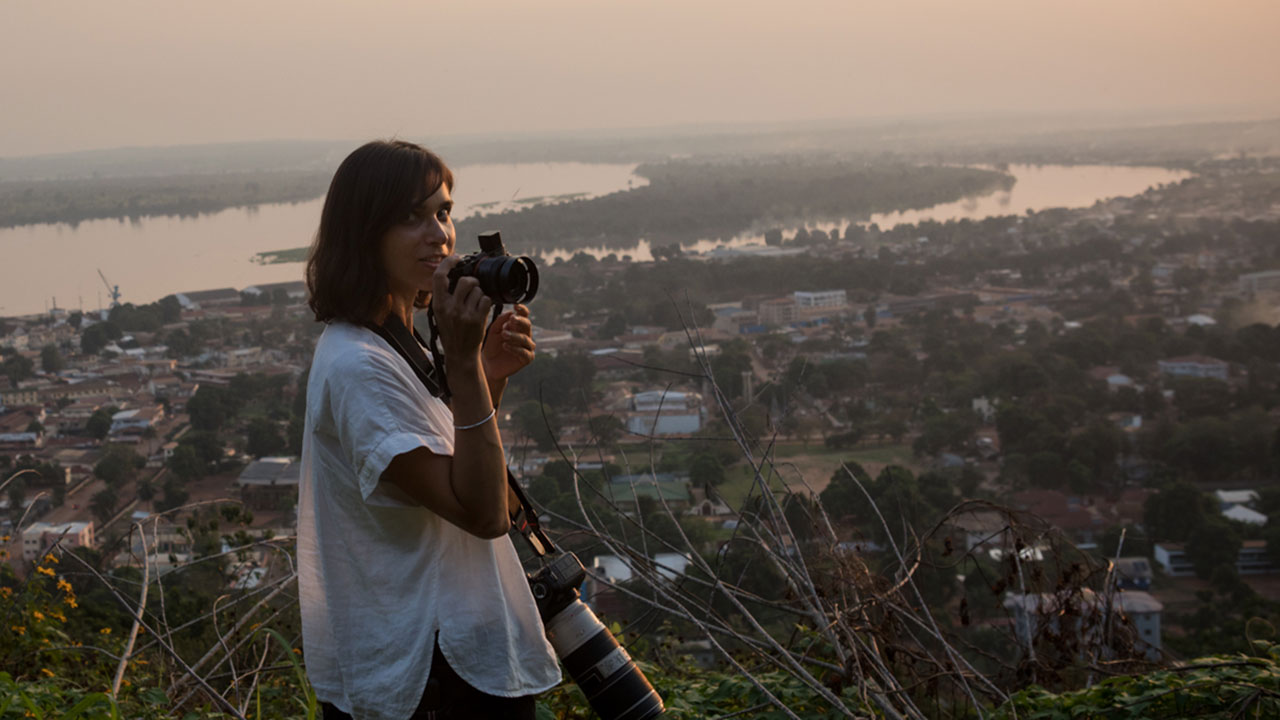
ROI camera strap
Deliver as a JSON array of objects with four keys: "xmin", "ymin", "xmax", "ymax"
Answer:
[{"xmin": 366, "ymin": 314, "xmax": 558, "ymax": 559}]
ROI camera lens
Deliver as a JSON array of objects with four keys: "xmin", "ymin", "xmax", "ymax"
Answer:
[
  {"xmin": 545, "ymin": 601, "xmax": 664, "ymax": 720},
  {"xmin": 476, "ymin": 255, "xmax": 539, "ymax": 304}
]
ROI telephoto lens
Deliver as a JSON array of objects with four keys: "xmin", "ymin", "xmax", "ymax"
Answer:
[{"xmin": 530, "ymin": 553, "xmax": 664, "ymax": 720}]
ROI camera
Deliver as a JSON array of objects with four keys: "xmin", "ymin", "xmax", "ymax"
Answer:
[
  {"xmin": 529, "ymin": 552, "xmax": 664, "ymax": 720},
  {"xmin": 447, "ymin": 230, "xmax": 539, "ymax": 304}
]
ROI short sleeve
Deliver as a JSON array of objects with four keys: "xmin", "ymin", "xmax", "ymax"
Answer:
[{"xmin": 326, "ymin": 340, "xmax": 454, "ymax": 500}]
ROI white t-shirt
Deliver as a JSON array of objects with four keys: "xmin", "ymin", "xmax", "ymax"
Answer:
[{"xmin": 298, "ymin": 321, "xmax": 561, "ymax": 720}]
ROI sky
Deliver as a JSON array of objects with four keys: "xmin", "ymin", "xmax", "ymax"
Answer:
[{"xmin": 2, "ymin": 0, "xmax": 1279, "ymax": 157}]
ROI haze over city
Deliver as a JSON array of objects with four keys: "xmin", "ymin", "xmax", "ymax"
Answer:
[
  {"xmin": 6, "ymin": 1, "xmax": 1280, "ymax": 718},
  {"xmin": 3, "ymin": 0, "xmax": 1279, "ymax": 157}
]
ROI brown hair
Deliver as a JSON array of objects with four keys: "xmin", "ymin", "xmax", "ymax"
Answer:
[{"xmin": 306, "ymin": 140, "xmax": 454, "ymax": 324}]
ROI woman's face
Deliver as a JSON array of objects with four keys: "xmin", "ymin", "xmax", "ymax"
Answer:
[{"xmin": 380, "ymin": 180, "xmax": 456, "ymax": 300}]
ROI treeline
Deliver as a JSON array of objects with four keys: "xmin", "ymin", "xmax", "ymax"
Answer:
[
  {"xmin": 0, "ymin": 170, "xmax": 331, "ymax": 228},
  {"xmin": 456, "ymin": 160, "xmax": 1013, "ymax": 252}
]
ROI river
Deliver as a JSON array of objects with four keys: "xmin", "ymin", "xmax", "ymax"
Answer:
[{"xmin": 0, "ymin": 163, "xmax": 1188, "ymax": 317}]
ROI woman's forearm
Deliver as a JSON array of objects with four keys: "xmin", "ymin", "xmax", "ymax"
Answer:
[{"xmin": 447, "ymin": 359, "xmax": 510, "ymax": 538}]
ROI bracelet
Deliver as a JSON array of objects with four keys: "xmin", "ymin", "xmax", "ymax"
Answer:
[{"xmin": 454, "ymin": 407, "xmax": 496, "ymax": 431}]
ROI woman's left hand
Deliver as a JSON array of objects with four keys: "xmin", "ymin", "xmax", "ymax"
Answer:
[{"xmin": 481, "ymin": 304, "xmax": 536, "ymax": 382}]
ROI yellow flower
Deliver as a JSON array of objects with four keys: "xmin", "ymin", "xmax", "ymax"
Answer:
[
  {"xmin": 292, "ymin": 648, "xmax": 302, "ymax": 655},
  {"xmin": 43, "ymin": 553, "xmax": 58, "ymax": 564},
  {"xmin": 99, "ymin": 627, "xmax": 112, "ymax": 635},
  {"xmin": 31, "ymin": 611, "xmax": 44, "ymax": 622},
  {"xmin": 40, "ymin": 668, "xmax": 54, "ymax": 678},
  {"xmin": 1, "ymin": 535, "xmax": 10, "ymax": 542},
  {"xmin": 57, "ymin": 579, "xmax": 72, "ymax": 593},
  {"xmin": 0, "ymin": 587, "xmax": 11, "ymax": 598},
  {"xmin": 36, "ymin": 566, "xmax": 55, "ymax": 577},
  {"xmin": 10, "ymin": 625, "xmax": 24, "ymax": 635},
  {"xmin": 65, "ymin": 597, "xmax": 78, "ymax": 609},
  {"xmin": 122, "ymin": 679, "xmax": 131, "ymax": 687}
]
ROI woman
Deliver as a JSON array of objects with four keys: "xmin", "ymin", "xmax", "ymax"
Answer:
[{"xmin": 298, "ymin": 140, "xmax": 560, "ymax": 720}]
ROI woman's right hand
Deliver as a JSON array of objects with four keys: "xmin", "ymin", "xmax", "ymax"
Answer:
[{"xmin": 431, "ymin": 255, "xmax": 494, "ymax": 367}]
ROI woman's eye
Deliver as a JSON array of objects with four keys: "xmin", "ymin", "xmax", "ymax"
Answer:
[{"xmin": 436, "ymin": 208, "xmax": 451, "ymax": 222}]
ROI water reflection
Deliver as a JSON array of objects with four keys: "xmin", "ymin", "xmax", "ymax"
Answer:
[
  {"xmin": 1, "ymin": 163, "xmax": 1189, "ymax": 315},
  {"xmin": 0, "ymin": 162, "xmax": 644, "ymax": 316},
  {"xmin": 537, "ymin": 164, "xmax": 1190, "ymax": 264}
]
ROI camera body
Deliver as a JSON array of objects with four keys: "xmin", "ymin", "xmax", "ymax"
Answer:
[
  {"xmin": 447, "ymin": 231, "xmax": 539, "ymax": 304},
  {"xmin": 529, "ymin": 553, "xmax": 664, "ymax": 720}
]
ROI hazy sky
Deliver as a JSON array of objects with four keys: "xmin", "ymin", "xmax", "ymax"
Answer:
[{"xmin": 3, "ymin": 0, "xmax": 1278, "ymax": 157}]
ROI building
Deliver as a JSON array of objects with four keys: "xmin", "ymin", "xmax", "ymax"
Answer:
[
  {"xmin": 1238, "ymin": 269, "xmax": 1280, "ymax": 295},
  {"xmin": 1157, "ymin": 355, "xmax": 1229, "ymax": 381},
  {"xmin": 21, "ymin": 521, "xmax": 95, "ymax": 562},
  {"xmin": 626, "ymin": 390, "xmax": 704, "ymax": 436},
  {"xmin": 175, "ymin": 288, "xmax": 241, "ymax": 310},
  {"xmin": 109, "ymin": 405, "xmax": 165, "ymax": 437},
  {"xmin": 1154, "ymin": 540, "xmax": 1277, "ymax": 576},
  {"xmin": 601, "ymin": 473, "xmax": 693, "ymax": 514},
  {"xmin": 585, "ymin": 552, "xmax": 691, "ymax": 618},
  {"xmin": 1113, "ymin": 557, "xmax": 1154, "ymax": 591},
  {"xmin": 1004, "ymin": 589, "xmax": 1162, "ymax": 657},
  {"xmin": 793, "ymin": 290, "xmax": 847, "ymax": 309},
  {"xmin": 237, "ymin": 457, "xmax": 300, "ymax": 512},
  {"xmin": 241, "ymin": 280, "xmax": 308, "ymax": 302}
]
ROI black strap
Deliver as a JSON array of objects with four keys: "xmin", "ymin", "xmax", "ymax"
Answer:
[
  {"xmin": 365, "ymin": 315, "xmax": 556, "ymax": 558},
  {"xmin": 365, "ymin": 315, "xmax": 443, "ymax": 398}
]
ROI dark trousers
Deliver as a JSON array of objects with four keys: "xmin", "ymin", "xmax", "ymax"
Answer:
[{"xmin": 321, "ymin": 643, "xmax": 537, "ymax": 720}]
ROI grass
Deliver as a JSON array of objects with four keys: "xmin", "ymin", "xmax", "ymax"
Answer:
[{"xmin": 714, "ymin": 442, "xmax": 916, "ymax": 510}]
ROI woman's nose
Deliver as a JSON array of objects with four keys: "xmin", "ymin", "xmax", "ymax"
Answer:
[{"xmin": 425, "ymin": 220, "xmax": 450, "ymax": 244}]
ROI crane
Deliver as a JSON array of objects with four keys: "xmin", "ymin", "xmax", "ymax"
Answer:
[{"xmin": 97, "ymin": 269, "xmax": 121, "ymax": 309}]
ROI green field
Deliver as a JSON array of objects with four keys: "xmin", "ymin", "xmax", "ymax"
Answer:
[{"xmin": 715, "ymin": 443, "xmax": 915, "ymax": 510}]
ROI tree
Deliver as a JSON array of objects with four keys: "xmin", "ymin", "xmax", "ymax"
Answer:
[
  {"xmin": 79, "ymin": 321, "xmax": 122, "ymax": 355},
  {"xmin": 513, "ymin": 401, "xmax": 560, "ymax": 451},
  {"xmin": 85, "ymin": 406, "xmax": 118, "ymax": 440},
  {"xmin": 689, "ymin": 453, "xmax": 726, "ymax": 488},
  {"xmin": 6, "ymin": 478, "xmax": 26, "ymax": 515},
  {"xmin": 819, "ymin": 462, "xmax": 873, "ymax": 522},
  {"xmin": 587, "ymin": 414, "xmax": 625, "ymax": 447},
  {"xmin": 1143, "ymin": 481, "xmax": 1211, "ymax": 543},
  {"xmin": 90, "ymin": 487, "xmax": 118, "ymax": 525},
  {"xmin": 246, "ymin": 418, "xmax": 286, "ymax": 458},
  {"xmin": 40, "ymin": 344, "xmax": 64, "ymax": 373},
  {"xmin": 168, "ymin": 445, "xmax": 204, "ymax": 482},
  {"xmin": 94, "ymin": 446, "xmax": 142, "ymax": 487},
  {"xmin": 1186, "ymin": 519, "xmax": 1241, "ymax": 580},
  {"xmin": 597, "ymin": 314, "xmax": 627, "ymax": 340},
  {"xmin": 187, "ymin": 385, "xmax": 235, "ymax": 432},
  {"xmin": 1, "ymin": 354, "xmax": 33, "ymax": 385}
]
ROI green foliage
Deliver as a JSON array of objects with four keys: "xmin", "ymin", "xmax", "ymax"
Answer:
[
  {"xmin": 79, "ymin": 323, "xmax": 122, "ymax": 356},
  {"xmin": 84, "ymin": 407, "xmax": 118, "ymax": 441},
  {"xmin": 1, "ymin": 354, "xmax": 33, "ymax": 385},
  {"xmin": 245, "ymin": 418, "xmax": 286, "ymax": 459},
  {"xmin": 993, "ymin": 643, "xmax": 1280, "ymax": 720},
  {"xmin": 39, "ymin": 345, "xmax": 64, "ymax": 374}
]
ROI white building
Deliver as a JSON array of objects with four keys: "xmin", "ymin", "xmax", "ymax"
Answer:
[
  {"xmin": 1158, "ymin": 355, "xmax": 1229, "ymax": 381},
  {"xmin": 626, "ymin": 390, "xmax": 704, "ymax": 436},
  {"xmin": 1154, "ymin": 540, "xmax": 1276, "ymax": 576},
  {"xmin": 1238, "ymin": 269, "xmax": 1280, "ymax": 295},
  {"xmin": 1004, "ymin": 589, "xmax": 1162, "ymax": 656},
  {"xmin": 22, "ymin": 521, "xmax": 95, "ymax": 562},
  {"xmin": 793, "ymin": 290, "xmax": 847, "ymax": 308}
]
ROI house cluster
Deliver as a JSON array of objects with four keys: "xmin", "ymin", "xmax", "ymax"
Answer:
[{"xmin": 1, "ymin": 281, "xmax": 310, "ymax": 577}]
